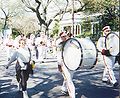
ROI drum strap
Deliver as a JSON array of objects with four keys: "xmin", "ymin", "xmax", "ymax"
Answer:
[{"xmin": 28, "ymin": 47, "xmax": 31, "ymax": 62}]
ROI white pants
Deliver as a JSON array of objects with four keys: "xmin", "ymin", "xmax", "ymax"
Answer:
[
  {"xmin": 102, "ymin": 55, "xmax": 117, "ymax": 84},
  {"xmin": 5, "ymin": 46, "xmax": 13, "ymax": 60},
  {"xmin": 37, "ymin": 46, "xmax": 46, "ymax": 61},
  {"xmin": 61, "ymin": 65, "xmax": 75, "ymax": 98}
]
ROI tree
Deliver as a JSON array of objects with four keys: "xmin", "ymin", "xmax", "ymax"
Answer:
[
  {"xmin": 0, "ymin": 0, "xmax": 41, "ymax": 36},
  {"xmin": 21, "ymin": 0, "xmax": 69, "ymax": 35},
  {"xmin": 0, "ymin": 0, "xmax": 25, "ymax": 35},
  {"xmin": 81, "ymin": 0, "xmax": 119, "ymax": 30},
  {"xmin": 1, "ymin": 0, "xmax": 117, "ymax": 37},
  {"xmin": 50, "ymin": 19, "xmax": 60, "ymax": 37}
]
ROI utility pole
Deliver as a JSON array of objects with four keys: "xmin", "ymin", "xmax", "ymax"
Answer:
[{"xmin": 72, "ymin": 0, "xmax": 74, "ymax": 36}]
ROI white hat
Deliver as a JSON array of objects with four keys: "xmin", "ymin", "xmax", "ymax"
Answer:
[{"xmin": 102, "ymin": 26, "xmax": 111, "ymax": 32}]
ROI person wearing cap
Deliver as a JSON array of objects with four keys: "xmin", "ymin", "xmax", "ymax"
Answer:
[
  {"xmin": 97, "ymin": 26, "xmax": 119, "ymax": 88},
  {"xmin": 67, "ymin": 32, "xmax": 73, "ymax": 38},
  {"xmin": 56, "ymin": 32, "xmax": 75, "ymax": 98},
  {"xmin": 6, "ymin": 38, "xmax": 33, "ymax": 98}
]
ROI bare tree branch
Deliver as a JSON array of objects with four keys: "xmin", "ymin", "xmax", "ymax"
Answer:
[
  {"xmin": 74, "ymin": 2, "xmax": 89, "ymax": 13},
  {"xmin": 1, "ymin": 8, "xmax": 7, "ymax": 17}
]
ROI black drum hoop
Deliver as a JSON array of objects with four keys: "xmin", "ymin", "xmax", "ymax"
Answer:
[
  {"xmin": 105, "ymin": 32, "xmax": 120, "ymax": 56},
  {"xmin": 62, "ymin": 38, "xmax": 83, "ymax": 70},
  {"xmin": 92, "ymin": 42, "xmax": 98, "ymax": 65}
]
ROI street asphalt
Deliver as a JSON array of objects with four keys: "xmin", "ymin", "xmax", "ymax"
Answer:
[{"xmin": 0, "ymin": 47, "xmax": 119, "ymax": 98}]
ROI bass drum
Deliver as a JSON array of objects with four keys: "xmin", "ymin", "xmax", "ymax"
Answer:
[
  {"xmin": 105, "ymin": 32, "xmax": 119, "ymax": 56},
  {"xmin": 62, "ymin": 38, "xmax": 98, "ymax": 70}
]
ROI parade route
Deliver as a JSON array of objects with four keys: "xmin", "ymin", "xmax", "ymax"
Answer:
[
  {"xmin": 0, "ymin": 0, "xmax": 119, "ymax": 97},
  {"xmin": 0, "ymin": 48, "xmax": 119, "ymax": 98}
]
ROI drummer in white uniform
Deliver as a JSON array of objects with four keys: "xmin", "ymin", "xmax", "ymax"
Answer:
[
  {"xmin": 97, "ymin": 26, "xmax": 119, "ymax": 88},
  {"xmin": 56, "ymin": 32, "xmax": 75, "ymax": 98}
]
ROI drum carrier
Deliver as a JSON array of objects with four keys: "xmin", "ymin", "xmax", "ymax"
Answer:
[{"xmin": 62, "ymin": 38, "xmax": 98, "ymax": 70}]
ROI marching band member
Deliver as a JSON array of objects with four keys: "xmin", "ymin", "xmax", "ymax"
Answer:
[
  {"xmin": 3, "ymin": 35, "xmax": 14, "ymax": 60},
  {"xmin": 35, "ymin": 32, "xmax": 47, "ymax": 62},
  {"xmin": 97, "ymin": 26, "xmax": 119, "ymax": 88},
  {"xmin": 56, "ymin": 32, "xmax": 75, "ymax": 98},
  {"xmin": 6, "ymin": 38, "xmax": 33, "ymax": 98},
  {"xmin": 26, "ymin": 33, "xmax": 36, "ymax": 60}
]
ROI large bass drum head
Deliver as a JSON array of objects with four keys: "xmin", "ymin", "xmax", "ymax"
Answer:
[
  {"xmin": 62, "ymin": 38, "xmax": 82, "ymax": 70},
  {"xmin": 105, "ymin": 32, "xmax": 119, "ymax": 56}
]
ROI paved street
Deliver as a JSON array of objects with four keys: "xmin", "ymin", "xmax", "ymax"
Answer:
[{"xmin": 0, "ymin": 48, "xmax": 119, "ymax": 98}]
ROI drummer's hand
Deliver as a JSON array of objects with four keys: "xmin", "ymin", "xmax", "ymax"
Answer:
[
  {"xmin": 58, "ymin": 65, "xmax": 62, "ymax": 72},
  {"xmin": 101, "ymin": 49, "xmax": 106, "ymax": 55},
  {"xmin": 102, "ymin": 49, "xmax": 111, "ymax": 56}
]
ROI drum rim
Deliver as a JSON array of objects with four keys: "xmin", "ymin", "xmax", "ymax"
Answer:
[
  {"xmin": 105, "ymin": 32, "xmax": 119, "ymax": 56},
  {"xmin": 92, "ymin": 41, "xmax": 98, "ymax": 65},
  {"xmin": 62, "ymin": 38, "xmax": 83, "ymax": 70}
]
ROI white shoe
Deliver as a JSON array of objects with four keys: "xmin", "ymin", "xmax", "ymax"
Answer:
[
  {"xmin": 23, "ymin": 91, "xmax": 29, "ymax": 98},
  {"xmin": 61, "ymin": 86, "xmax": 67, "ymax": 92},
  {"xmin": 17, "ymin": 83, "xmax": 22, "ymax": 91},
  {"xmin": 61, "ymin": 90, "xmax": 69, "ymax": 95}
]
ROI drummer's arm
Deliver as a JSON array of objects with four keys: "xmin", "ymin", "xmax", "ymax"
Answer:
[
  {"xmin": 56, "ymin": 49, "xmax": 63, "ymax": 72},
  {"xmin": 97, "ymin": 38, "xmax": 111, "ymax": 56},
  {"xmin": 6, "ymin": 52, "xmax": 18, "ymax": 69},
  {"xmin": 57, "ymin": 56, "xmax": 63, "ymax": 72},
  {"xmin": 96, "ymin": 38, "xmax": 105, "ymax": 52},
  {"xmin": 58, "ymin": 64, "xmax": 62, "ymax": 72}
]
